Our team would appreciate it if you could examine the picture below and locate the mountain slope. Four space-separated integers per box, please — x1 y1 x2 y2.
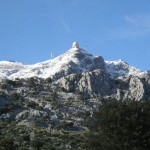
0 61 26 80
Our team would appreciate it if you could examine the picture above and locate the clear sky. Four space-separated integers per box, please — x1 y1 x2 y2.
0 0 150 70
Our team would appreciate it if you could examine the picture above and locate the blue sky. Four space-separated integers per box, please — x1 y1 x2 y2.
0 0 150 70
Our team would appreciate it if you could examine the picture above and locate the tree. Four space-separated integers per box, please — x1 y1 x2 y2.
85 99 150 150
0 137 15 150
30 138 44 150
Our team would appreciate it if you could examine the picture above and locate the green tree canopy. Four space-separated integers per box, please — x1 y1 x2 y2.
85 99 150 150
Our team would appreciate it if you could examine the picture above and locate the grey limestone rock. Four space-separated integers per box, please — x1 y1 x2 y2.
115 76 145 101
128 76 145 101
56 69 116 97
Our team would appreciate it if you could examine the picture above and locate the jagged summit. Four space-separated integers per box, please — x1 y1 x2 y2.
105 59 146 79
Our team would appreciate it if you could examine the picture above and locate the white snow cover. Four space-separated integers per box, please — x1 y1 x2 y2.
105 59 147 78
0 48 94 80
0 48 147 80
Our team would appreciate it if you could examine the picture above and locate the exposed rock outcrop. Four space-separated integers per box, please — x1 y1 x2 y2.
115 76 145 101
128 76 145 100
56 69 116 97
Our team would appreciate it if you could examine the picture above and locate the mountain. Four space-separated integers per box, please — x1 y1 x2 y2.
1 46 150 101
0 45 150 123
0 45 150 149
0 47 147 81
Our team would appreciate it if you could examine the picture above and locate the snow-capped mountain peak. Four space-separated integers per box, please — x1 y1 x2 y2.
105 59 146 79
0 45 147 81
0 47 105 80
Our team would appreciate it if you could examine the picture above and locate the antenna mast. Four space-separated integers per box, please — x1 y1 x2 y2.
50 53 53 59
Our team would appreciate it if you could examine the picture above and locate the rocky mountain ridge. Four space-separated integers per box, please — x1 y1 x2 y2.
0 47 148 81
0 46 150 131
0 47 150 101
0 48 105 80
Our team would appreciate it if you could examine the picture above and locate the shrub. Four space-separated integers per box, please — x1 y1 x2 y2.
27 101 38 109
55 121 74 130
45 77 52 83
0 137 15 150
10 92 20 101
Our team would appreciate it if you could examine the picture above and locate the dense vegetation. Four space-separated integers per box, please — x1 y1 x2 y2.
0 78 150 149
0 121 84 150
85 99 150 150
0 99 150 150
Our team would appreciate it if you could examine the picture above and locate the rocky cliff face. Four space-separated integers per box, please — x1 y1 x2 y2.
56 71 150 101
56 69 116 97
114 76 146 101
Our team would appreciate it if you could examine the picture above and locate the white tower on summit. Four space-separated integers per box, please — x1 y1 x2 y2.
72 42 79 48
